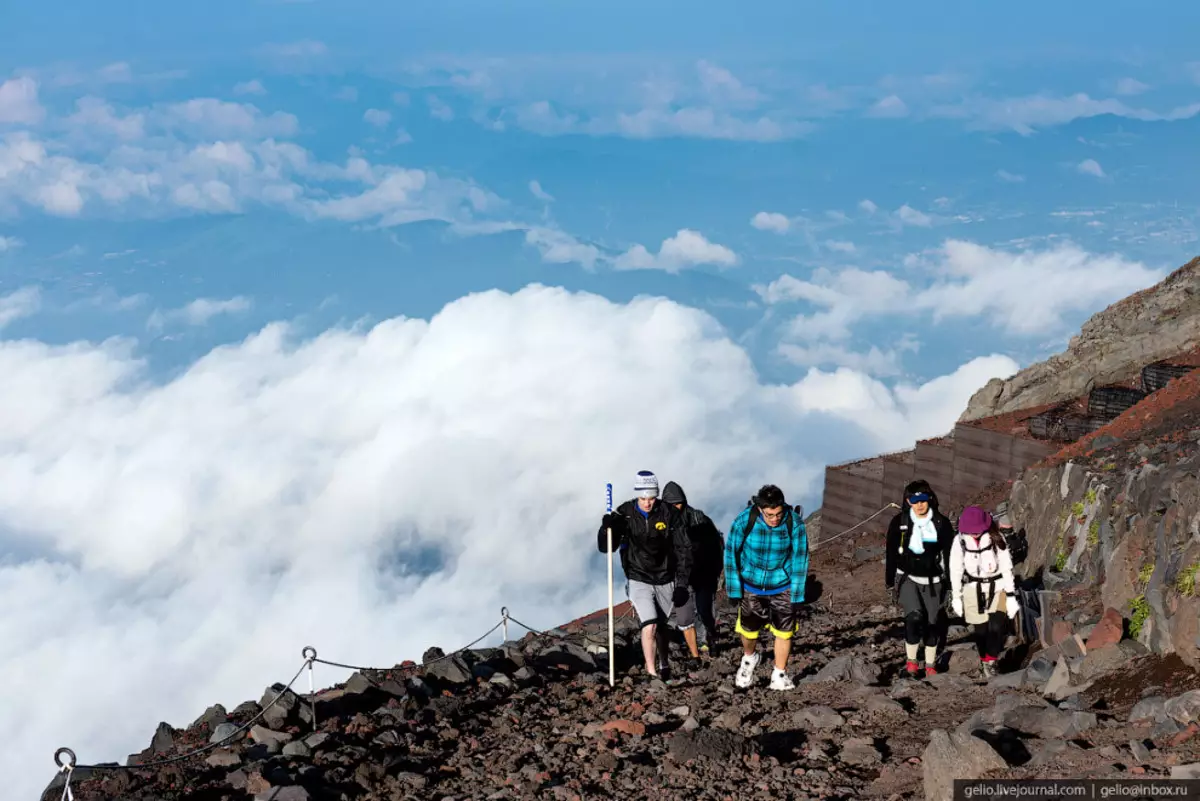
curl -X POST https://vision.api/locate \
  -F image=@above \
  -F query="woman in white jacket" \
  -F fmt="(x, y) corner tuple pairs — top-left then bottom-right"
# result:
(949, 505), (1019, 678)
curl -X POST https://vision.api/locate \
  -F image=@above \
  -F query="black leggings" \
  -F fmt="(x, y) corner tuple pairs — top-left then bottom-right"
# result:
(905, 611), (940, 647)
(976, 613), (1008, 659)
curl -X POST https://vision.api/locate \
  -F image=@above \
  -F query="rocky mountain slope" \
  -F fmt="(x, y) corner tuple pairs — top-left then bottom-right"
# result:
(960, 256), (1200, 422)
(43, 531), (1200, 801)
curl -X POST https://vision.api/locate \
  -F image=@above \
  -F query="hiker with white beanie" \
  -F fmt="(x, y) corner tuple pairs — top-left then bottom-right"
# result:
(597, 470), (694, 678)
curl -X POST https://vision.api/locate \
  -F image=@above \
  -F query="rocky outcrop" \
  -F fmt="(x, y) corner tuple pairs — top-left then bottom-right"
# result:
(1007, 425), (1200, 667)
(960, 257), (1200, 422)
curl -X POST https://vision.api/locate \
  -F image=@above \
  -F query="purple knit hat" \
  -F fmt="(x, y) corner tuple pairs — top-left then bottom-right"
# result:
(958, 505), (993, 535)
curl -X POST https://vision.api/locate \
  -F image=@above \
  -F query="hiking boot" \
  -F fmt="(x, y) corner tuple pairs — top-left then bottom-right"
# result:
(904, 660), (921, 677)
(923, 666), (939, 677)
(769, 667), (795, 691)
(978, 660), (997, 679)
(735, 651), (761, 688)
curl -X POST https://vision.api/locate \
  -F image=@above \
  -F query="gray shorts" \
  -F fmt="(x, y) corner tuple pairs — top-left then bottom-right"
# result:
(628, 580), (696, 630)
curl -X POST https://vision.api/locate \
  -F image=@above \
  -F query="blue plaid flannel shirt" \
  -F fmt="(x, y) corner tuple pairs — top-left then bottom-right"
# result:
(724, 505), (808, 602)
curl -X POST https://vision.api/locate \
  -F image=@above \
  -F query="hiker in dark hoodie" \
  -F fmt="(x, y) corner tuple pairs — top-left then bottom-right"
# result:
(597, 470), (694, 677)
(662, 481), (724, 656)
(884, 479), (956, 677)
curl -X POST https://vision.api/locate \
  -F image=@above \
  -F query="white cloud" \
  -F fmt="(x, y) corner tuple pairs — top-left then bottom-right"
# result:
(1114, 77), (1150, 96)
(751, 211), (791, 233)
(896, 204), (933, 227)
(506, 99), (810, 142)
(0, 235), (22, 251)
(0, 77), (45, 125)
(147, 296), (252, 331)
(524, 226), (599, 269)
(66, 97), (146, 141)
(858, 199), (878, 215)
(0, 132), (494, 226)
(613, 229), (738, 273)
(0, 285), (1014, 800)
(757, 268), (911, 341)
(868, 94), (909, 118)
(528, 180), (554, 202)
(363, 108), (392, 128)
(917, 239), (1159, 335)
(335, 86), (359, 103)
(1077, 158), (1105, 178)
(261, 40), (328, 59)
(824, 240), (856, 254)
(695, 60), (763, 106)
(778, 340), (916, 377)
(233, 80), (267, 96)
(931, 92), (1200, 135)
(790, 355), (1020, 449)
(996, 169), (1025, 183)
(760, 240), (1161, 348)
(157, 98), (298, 139)
(428, 96), (455, 121)
(0, 286), (40, 328)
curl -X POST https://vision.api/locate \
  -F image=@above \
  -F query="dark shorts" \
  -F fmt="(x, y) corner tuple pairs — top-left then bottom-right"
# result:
(734, 590), (797, 640)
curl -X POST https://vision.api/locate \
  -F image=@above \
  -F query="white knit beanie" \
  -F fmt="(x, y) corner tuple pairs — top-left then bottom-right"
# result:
(634, 470), (659, 499)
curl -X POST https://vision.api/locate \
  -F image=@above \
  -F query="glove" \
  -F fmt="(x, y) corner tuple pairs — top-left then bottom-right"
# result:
(672, 586), (690, 607)
(601, 512), (623, 530)
(1006, 596), (1020, 619)
(951, 597), (963, 618)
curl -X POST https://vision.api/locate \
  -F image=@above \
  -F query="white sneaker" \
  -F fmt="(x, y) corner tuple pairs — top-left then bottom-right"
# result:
(735, 651), (761, 688)
(769, 667), (794, 691)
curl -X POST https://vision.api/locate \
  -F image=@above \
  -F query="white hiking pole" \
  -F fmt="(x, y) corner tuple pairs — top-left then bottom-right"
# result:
(606, 482), (615, 687)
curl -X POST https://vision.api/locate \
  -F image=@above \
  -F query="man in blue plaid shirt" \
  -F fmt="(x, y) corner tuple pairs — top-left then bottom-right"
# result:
(724, 484), (809, 690)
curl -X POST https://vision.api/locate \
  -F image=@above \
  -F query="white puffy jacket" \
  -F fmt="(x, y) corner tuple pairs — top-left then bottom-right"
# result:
(949, 531), (1015, 613)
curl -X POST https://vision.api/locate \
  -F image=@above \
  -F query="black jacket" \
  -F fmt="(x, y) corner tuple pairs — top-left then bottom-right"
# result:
(884, 493), (955, 588)
(597, 498), (692, 587)
(661, 481), (724, 591)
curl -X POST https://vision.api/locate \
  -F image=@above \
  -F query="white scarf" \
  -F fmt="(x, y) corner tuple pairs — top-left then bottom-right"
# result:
(908, 509), (938, 554)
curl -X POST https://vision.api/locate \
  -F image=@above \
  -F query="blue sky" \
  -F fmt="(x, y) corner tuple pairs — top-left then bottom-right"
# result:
(2, 2), (1200, 792)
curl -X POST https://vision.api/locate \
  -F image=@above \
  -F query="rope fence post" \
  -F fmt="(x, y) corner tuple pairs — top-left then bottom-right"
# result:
(501, 607), (510, 644)
(54, 748), (76, 801)
(302, 646), (318, 730)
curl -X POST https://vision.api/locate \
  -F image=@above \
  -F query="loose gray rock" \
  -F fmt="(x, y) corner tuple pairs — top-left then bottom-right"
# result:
(839, 737), (881, 765)
(793, 706), (845, 730)
(801, 655), (880, 685)
(1001, 706), (1094, 739)
(282, 740), (312, 758)
(425, 655), (473, 685)
(191, 703), (228, 732)
(150, 722), (175, 755)
(1129, 696), (1166, 724)
(254, 787), (310, 801)
(249, 725), (293, 753)
(923, 729), (1007, 801)
(668, 728), (758, 762)
(209, 722), (242, 744)
(1171, 763), (1200, 779)
(1129, 740), (1151, 763)
(1165, 690), (1200, 725)
(865, 695), (907, 717)
(204, 750), (240, 768)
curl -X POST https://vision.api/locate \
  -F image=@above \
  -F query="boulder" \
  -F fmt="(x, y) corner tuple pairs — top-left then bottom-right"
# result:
(923, 729), (1006, 801)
